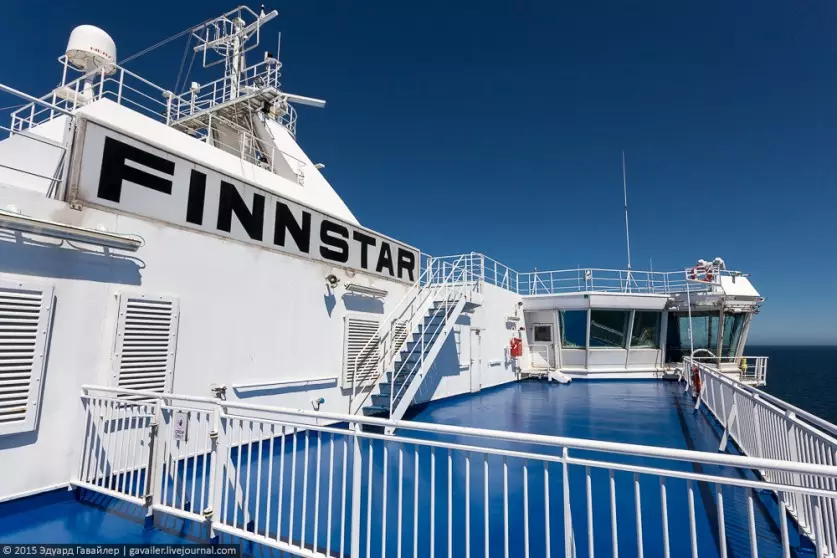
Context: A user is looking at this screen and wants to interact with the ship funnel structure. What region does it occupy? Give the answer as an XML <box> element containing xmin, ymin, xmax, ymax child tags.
<box><xmin>66</xmin><ymin>25</ymin><xmax>117</xmax><ymax>74</ymax></box>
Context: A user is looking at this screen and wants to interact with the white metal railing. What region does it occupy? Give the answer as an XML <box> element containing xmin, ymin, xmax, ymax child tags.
<box><xmin>349</xmin><ymin>254</ymin><xmax>480</xmax><ymax>415</ymax></box>
<box><xmin>689</xmin><ymin>357</ymin><xmax>837</xmax><ymax>554</ymax></box>
<box><xmin>691</xmin><ymin>356</ymin><xmax>769</xmax><ymax>386</ymax></box>
<box><xmin>165</xmin><ymin>59</ymin><xmax>292</xmax><ymax>129</ymax></box>
<box><xmin>528</xmin><ymin>343</ymin><xmax>554</xmax><ymax>370</ymax></box>
<box><xmin>10</xmin><ymin>62</ymin><xmax>171</xmax><ymax>131</ymax></box>
<box><xmin>432</xmin><ymin>253</ymin><xmax>737</xmax><ymax>297</ymax></box>
<box><xmin>0</xmin><ymin>84</ymin><xmax>75</xmax><ymax>196</ymax></box>
<box><xmin>517</xmin><ymin>268</ymin><xmax>722</xmax><ymax>296</ymax></box>
<box><xmin>6</xmin><ymin>58</ymin><xmax>302</xmax><ymax>176</ymax></box>
<box><xmin>77</xmin><ymin>384</ymin><xmax>837</xmax><ymax>558</ymax></box>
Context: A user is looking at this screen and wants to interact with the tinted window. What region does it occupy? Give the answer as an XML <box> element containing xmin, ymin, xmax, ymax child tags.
<box><xmin>533</xmin><ymin>325</ymin><xmax>553</xmax><ymax>343</ymax></box>
<box><xmin>722</xmin><ymin>313</ymin><xmax>745</xmax><ymax>357</ymax></box>
<box><xmin>665</xmin><ymin>311</ymin><xmax>722</xmax><ymax>362</ymax></box>
<box><xmin>631</xmin><ymin>311</ymin><xmax>660</xmax><ymax>348</ymax></box>
<box><xmin>590</xmin><ymin>310</ymin><xmax>629</xmax><ymax>348</ymax></box>
<box><xmin>559</xmin><ymin>311</ymin><xmax>587</xmax><ymax>348</ymax></box>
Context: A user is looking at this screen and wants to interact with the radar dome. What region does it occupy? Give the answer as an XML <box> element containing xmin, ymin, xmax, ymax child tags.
<box><xmin>66</xmin><ymin>25</ymin><xmax>117</xmax><ymax>74</ymax></box>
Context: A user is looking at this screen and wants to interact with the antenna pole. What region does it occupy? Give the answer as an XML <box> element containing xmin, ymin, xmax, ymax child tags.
<box><xmin>622</xmin><ymin>150</ymin><xmax>632</xmax><ymax>280</ymax></box>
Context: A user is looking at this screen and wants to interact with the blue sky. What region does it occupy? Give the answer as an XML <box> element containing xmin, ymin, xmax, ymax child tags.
<box><xmin>2</xmin><ymin>0</ymin><xmax>836</xmax><ymax>344</ymax></box>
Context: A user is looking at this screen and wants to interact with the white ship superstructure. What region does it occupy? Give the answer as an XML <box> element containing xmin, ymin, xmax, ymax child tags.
<box><xmin>0</xmin><ymin>7</ymin><xmax>832</xmax><ymax>558</ymax></box>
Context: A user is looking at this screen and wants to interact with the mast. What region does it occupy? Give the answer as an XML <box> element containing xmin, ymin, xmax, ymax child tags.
<box><xmin>622</xmin><ymin>151</ymin><xmax>632</xmax><ymax>288</ymax></box>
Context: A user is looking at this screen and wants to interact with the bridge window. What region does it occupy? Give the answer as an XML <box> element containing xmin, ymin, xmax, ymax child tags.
<box><xmin>590</xmin><ymin>310</ymin><xmax>629</xmax><ymax>348</ymax></box>
<box><xmin>559</xmin><ymin>311</ymin><xmax>586</xmax><ymax>348</ymax></box>
<box><xmin>665</xmin><ymin>311</ymin><xmax>721</xmax><ymax>362</ymax></box>
<box><xmin>722</xmin><ymin>313</ymin><xmax>746</xmax><ymax>357</ymax></box>
<box><xmin>631</xmin><ymin>311</ymin><xmax>660</xmax><ymax>348</ymax></box>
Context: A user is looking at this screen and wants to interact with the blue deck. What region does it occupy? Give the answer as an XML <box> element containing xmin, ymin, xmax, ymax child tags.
<box><xmin>0</xmin><ymin>380</ymin><xmax>808</xmax><ymax>557</ymax></box>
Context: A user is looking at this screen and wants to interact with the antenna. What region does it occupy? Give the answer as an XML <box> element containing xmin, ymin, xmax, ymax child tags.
<box><xmin>622</xmin><ymin>151</ymin><xmax>632</xmax><ymax>276</ymax></box>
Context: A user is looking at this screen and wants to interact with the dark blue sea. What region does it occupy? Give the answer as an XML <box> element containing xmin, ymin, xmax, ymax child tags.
<box><xmin>752</xmin><ymin>345</ymin><xmax>837</xmax><ymax>425</ymax></box>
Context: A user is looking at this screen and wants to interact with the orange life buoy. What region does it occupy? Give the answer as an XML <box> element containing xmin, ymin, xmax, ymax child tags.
<box><xmin>510</xmin><ymin>338</ymin><xmax>523</xmax><ymax>357</ymax></box>
<box><xmin>691</xmin><ymin>366</ymin><xmax>702</xmax><ymax>393</ymax></box>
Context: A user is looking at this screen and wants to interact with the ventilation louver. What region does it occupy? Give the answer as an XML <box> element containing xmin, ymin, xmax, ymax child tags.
<box><xmin>113</xmin><ymin>294</ymin><xmax>179</xmax><ymax>397</ymax></box>
<box><xmin>0</xmin><ymin>282</ymin><xmax>53</xmax><ymax>436</ymax></box>
<box><xmin>342</xmin><ymin>316</ymin><xmax>381</xmax><ymax>388</ymax></box>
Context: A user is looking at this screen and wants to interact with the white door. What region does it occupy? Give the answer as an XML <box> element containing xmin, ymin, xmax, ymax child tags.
<box><xmin>469</xmin><ymin>328</ymin><xmax>482</xmax><ymax>392</ymax></box>
<box><xmin>531</xmin><ymin>323</ymin><xmax>555</xmax><ymax>369</ymax></box>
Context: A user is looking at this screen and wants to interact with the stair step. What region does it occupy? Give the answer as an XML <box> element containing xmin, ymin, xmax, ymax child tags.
<box><xmin>411</xmin><ymin>330</ymin><xmax>437</xmax><ymax>339</ymax></box>
<box><xmin>372</xmin><ymin>393</ymin><xmax>402</xmax><ymax>407</ymax></box>
<box><xmin>404</xmin><ymin>340</ymin><xmax>437</xmax><ymax>351</ymax></box>
<box><xmin>379</xmin><ymin>379</ymin><xmax>408</xmax><ymax>392</ymax></box>
<box><xmin>362</xmin><ymin>405</ymin><xmax>391</xmax><ymax>417</ymax></box>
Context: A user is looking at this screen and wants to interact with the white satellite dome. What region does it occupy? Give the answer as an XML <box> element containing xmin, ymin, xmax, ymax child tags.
<box><xmin>66</xmin><ymin>25</ymin><xmax>117</xmax><ymax>74</ymax></box>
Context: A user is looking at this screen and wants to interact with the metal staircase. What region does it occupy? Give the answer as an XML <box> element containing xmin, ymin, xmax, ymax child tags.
<box><xmin>349</xmin><ymin>254</ymin><xmax>481</xmax><ymax>425</ymax></box>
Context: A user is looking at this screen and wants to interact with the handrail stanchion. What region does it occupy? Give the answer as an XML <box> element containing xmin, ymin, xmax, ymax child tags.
<box><xmin>117</xmin><ymin>68</ymin><xmax>124</xmax><ymax>104</ymax></box>
<box><xmin>208</xmin><ymin>405</ymin><xmax>224</xmax><ymax>537</ymax></box>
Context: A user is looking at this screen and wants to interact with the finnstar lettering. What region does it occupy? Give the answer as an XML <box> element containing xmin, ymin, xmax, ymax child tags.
<box><xmin>75</xmin><ymin>123</ymin><xmax>418</xmax><ymax>282</ymax></box>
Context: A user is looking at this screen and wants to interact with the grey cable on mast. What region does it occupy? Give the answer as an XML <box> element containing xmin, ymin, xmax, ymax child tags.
<box><xmin>121</xmin><ymin>27</ymin><xmax>193</xmax><ymax>66</ymax></box>
<box><xmin>120</xmin><ymin>11</ymin><xmax>220</xmax><ymax>67</ymax></box>
<box><xmin>173</xmin><ymin>35</ymin><xmax>194</xmax><ymax>94</ymax></box>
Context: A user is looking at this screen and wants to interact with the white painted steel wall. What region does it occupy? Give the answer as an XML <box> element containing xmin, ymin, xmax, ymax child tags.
<box><xmin>0</xmin><ymin>181</ymin><xmax>405</xmax><ymax>500</ymax></box>
<box><xmin>412</xmin><ymin>283</ymin><xmax>523</xmax><ymax>403</ymax></box>
<box><xmin>0</xmin><ymin>209</ymin><xmax>527</xmax><ymax>501</ymax></box>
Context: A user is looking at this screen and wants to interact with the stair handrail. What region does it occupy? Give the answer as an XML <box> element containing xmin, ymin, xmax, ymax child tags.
<box><xmin>349</xmin><ymin>255</ymin><xmax>466</xmax><ymax>414</ymax></box>
<box><xmin>389</xmin><ymin>257</ymin><xmax>480</xmax><ymax>415</ymax></box>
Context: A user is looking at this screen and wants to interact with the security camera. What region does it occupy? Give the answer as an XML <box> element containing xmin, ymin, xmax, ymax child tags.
<box><xmin>517</xmin><ymin>301</ymin><xmax>523</xmax><ymax>307</ymax></box>
<box><xmin>326</xmin><ymin>274</ymin><xmax>340</xmax><ymax>288</ymax></box>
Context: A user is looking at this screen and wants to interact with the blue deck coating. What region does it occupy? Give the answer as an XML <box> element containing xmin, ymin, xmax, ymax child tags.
<box><xmin>0</xmin><ymin>489</ymin><xmax>193</xmax><ymax>544</ymax></box>
<box><xmin>0</xmin><ymin>380</ymin><xmax>810</xmax><ymax>558</ymax></box>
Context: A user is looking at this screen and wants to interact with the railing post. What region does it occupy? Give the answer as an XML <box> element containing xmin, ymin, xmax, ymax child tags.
<box><xmin>785</xmin><ymin>411</ymin><xmax>805</xmax><ymax>527</ymax></box>
<box><xmin>117</xmin><ymin>68</ymin><xmax>124</xmax><ymax>104</ymax></box>
<box><xmin>562</xmin><ymin>447</ymin><xmax>573</xmax><ymax>558</ymax></box>
<box><xmin>98</xmin><ymin>67</ymin><xmax>105</xmax><ymax>100</ymax></box>
<box><xmin>164</xmin><ymin>91</ymin><xmax>173</xmax><ymax>126</ymax></box>
<box><xmin>752</xmin><ymin>394</ymin><xmax>764</xmax><ymax>458</ymax></box>
<box><xmin>148</xmin><ymin>400</ymin><xmax>166</xmax><ymax>515</ymax></box>
<box><xmin>208</xmin><ymin>406</ymin><xmax>224</xmax><ymax>537</ymax></box>
<box><xmin>350</xmin><ymin>422</ymin><xmax>363</xmax><ymax>557</ymax></box>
